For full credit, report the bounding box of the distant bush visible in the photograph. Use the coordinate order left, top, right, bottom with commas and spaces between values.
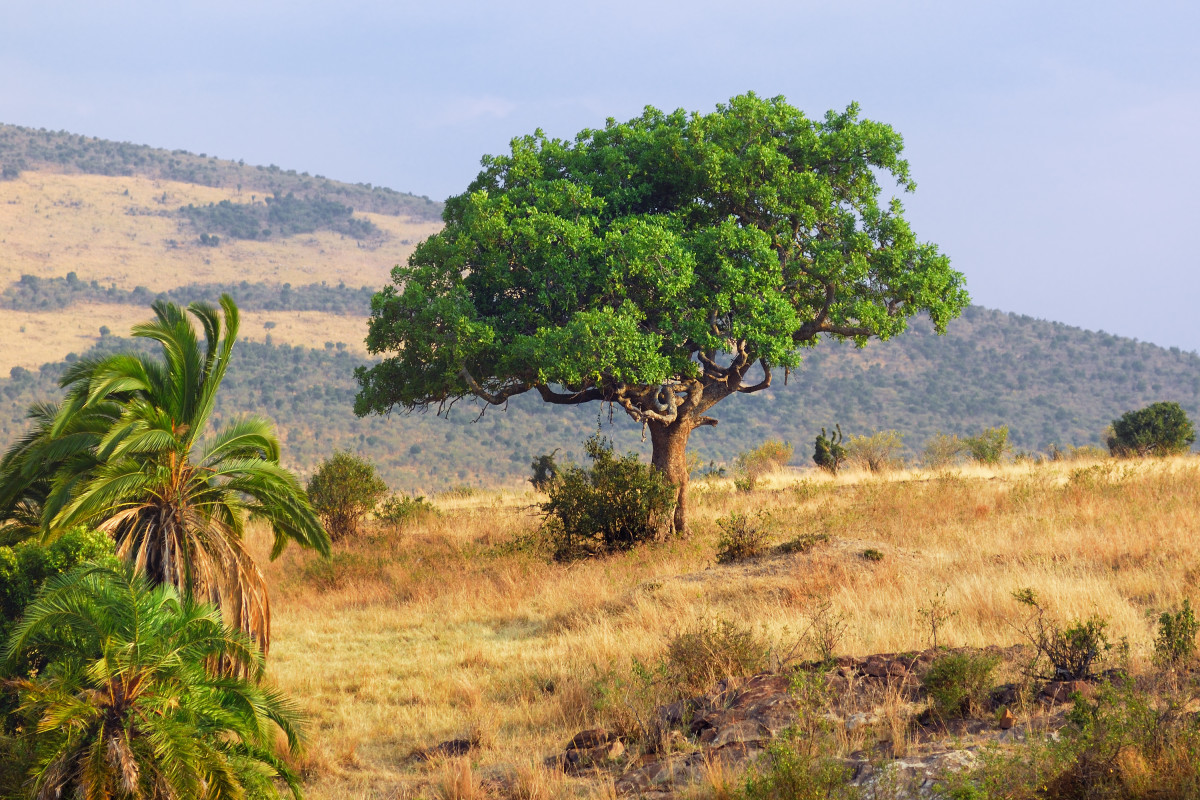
1048, 443, 1109, 462
846, 430, 904, 473
528, 449, 560, 491
812, 425, 847, 475
306, 451, 389, 541
923, 651, 1000, 719
923, 432, 967, 469
1155, 599, 1200, 669
180, 191, 379, 241
377, 494, 438, 529
716, 512, 771, 563
540, 435, 676, 560
736, 440, 793, 478
964, 426, 1010, 464
665, 618, 770, 696
1107, 401, 1196, 457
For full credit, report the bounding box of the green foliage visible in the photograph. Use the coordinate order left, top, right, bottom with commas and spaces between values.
376, 494, 438, 529
0, 296, 330, 650
923, 432, 967, 469
5, 564, 305, 799
736, 731, 857, 800
1154, 599, 1200, 669
922, 652, 1001, 719
861, 548, 884, 561
540, 436, 676, 560
846, 429, 904, 473
715, 512, 771, 563
664, 618, 771, 696
180, 191, 379, 241
528, 449, 560, 491
812, 425, 847, 475
1012, 588, 1111, 681
964, 425, 1010, 464
306, 451, 389, 540
0, 528, 115, 640
1107, 400, 1196, 457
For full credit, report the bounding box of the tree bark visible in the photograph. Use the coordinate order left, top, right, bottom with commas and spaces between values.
649, 417, 694, 536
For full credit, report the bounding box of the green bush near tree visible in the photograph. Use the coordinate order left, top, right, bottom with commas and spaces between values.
964, 426, 1010, 464
540, 436, 676, 560
306, 451, 389, 540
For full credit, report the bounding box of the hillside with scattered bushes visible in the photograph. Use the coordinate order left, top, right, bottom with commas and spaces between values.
2, 303, 1197, 490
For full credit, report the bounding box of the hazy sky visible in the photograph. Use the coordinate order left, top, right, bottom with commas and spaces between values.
3, 1, 1198, 350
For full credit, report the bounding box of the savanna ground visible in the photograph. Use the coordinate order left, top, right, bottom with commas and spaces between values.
252, 455, 1200, 799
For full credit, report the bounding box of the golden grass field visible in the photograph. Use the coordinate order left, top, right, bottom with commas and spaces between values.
251, 455, 1200, 799
0, 169, 440, 370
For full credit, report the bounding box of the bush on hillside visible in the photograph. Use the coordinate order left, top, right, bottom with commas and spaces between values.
736, 440, 794, 479
716, 512, 772, 563
812, 425, 847, 475
665, 618, 771, 696
306, 451, 389, 540
964, 426, 1010, 464
540, 435, 675, 561
1155, 600, 1200, 669
1012, 588, 1112, 681
1107, 401, 1196, 457
846, 430, 904, 473
377, 494, 438, 529
923, 432, 967, 469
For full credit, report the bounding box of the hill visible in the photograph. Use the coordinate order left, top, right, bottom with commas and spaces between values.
3, 300, 1197, 492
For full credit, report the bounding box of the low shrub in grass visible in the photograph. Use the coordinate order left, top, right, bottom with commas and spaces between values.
306, 451, 389, 540
377, 494, 439, 529
1012, 588, 1112, 681
1155, 599, 1200, 669
716, 512, 771, 563
540, 435, 675, 561
964, 426, 1010, 465
922, 651, 1001, 719
846, 430, 904, 473
665, 618, 771, 696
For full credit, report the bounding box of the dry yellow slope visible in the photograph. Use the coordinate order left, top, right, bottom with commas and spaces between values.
0, 170, 441, 371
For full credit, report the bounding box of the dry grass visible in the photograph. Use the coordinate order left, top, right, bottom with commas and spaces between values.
0, 169, 442, 369
246, 454, 1200, 798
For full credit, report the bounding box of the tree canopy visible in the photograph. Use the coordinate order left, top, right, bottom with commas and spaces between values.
355, 92, 968, 529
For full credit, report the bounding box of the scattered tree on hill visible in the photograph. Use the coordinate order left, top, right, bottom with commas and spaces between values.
5, 565, 305, 799
1107, 401, 1196, 457
306, 451, 389, 540
964, 426, 1010, 464
813, 425, 847, 474
355, 92, 968, 533
0, 296, 330, 651
846, 430, 905, 473
529, 449, 560, 491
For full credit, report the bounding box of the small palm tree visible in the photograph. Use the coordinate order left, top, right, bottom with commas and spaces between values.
0, 296, 330, 650
6, 564, 305, 799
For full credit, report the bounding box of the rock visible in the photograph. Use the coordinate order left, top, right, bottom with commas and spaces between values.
863, 657, 890, 677
563, 739, 625, 774
1040, 680, 1095, 704
413, 738, 473, 761
887, 659, 909, 676
566, 728, 615, 751
710, 720, 772, 748
998, 708, 1015, 730
845, 712, 878, 732
988, 683, 1021, 711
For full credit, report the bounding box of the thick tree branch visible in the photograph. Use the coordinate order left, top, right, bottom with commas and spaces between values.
737, 360, 772, 394
458, 368, 528, 406
535, 385, 604, 405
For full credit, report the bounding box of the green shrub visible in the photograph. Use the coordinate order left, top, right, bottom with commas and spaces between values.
377, 494, 438, 529
0, 527, 115, 639
1155, 599, 1200, 669
923, 651, 1001, 719
964, 426, 1010, 464
846, 430, 904, 473
665, 618, 770, 695
716, 512, 771, 563
733, 472, 758, 492
923, 432, 966, 469
737, 732, 856, 800
1107, 401, 1197, 457
1012, 588, 1111, 681
812, 425, 847, 475
305, 451, 389, 540
528, 449, 560, 491
540, 435, 676, 560
861, 548, 884, 561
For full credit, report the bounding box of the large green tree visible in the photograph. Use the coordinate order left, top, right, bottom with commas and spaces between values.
356, 93, 969, 531
0, 296, 330, 650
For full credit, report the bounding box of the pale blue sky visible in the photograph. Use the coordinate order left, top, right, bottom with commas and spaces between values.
3, 1, 1198, 350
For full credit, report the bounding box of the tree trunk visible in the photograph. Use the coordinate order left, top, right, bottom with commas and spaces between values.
649, 418, 694, 536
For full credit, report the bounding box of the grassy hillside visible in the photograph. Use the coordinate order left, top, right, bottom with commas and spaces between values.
3, 303, 1197, 492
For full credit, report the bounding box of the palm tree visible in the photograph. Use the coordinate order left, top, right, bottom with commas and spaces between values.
6, 564, 305, 799
0, 295, 330, 650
